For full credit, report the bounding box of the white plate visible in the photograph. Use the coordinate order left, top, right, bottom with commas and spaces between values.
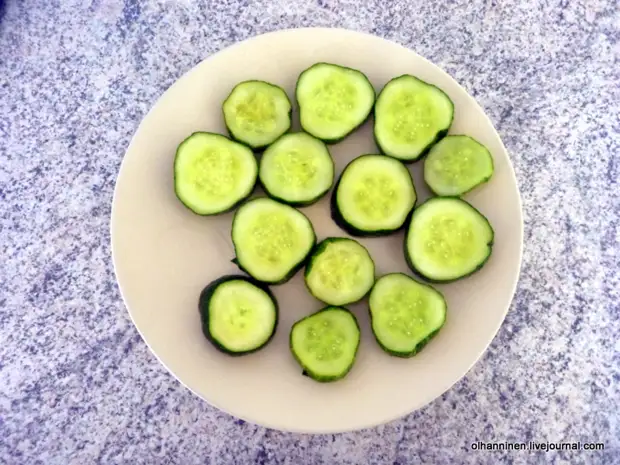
111, 28, 523, 433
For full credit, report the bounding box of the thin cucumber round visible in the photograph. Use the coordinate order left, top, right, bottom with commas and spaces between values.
369, 273, 446, 357
290, 306, 360, 382
174, 132, 257, 215
374, 75, 454, 162
198, 275, 278, 355
259, 132, 334, 206
424, 135, 494, 196
304, 237, 375, 306
296, 63, 375, 143
331, 154, 417, 236
231, 197, 316, 284
223, 80, 292, 149
405, 197, 494, 282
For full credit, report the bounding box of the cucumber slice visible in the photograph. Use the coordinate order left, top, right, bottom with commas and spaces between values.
290, 306, 360, 382
174, 132, 257, 215
424, 135, 494, 196
374, 75, 454, 162
331, 154, 417, 236
305, 238, 375, 306
199, 275, 278, 355
369, 273, 446, 357
232, 197, 316, 284
259, 132, 334, 206
296, 63, 375, 143
223, 80, 292, 149
405, 197, 494, 282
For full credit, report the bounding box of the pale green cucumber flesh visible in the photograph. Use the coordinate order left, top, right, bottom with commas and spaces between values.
232, 198, 316, 284
223, 80, 291, 148
174, 132, 257, 215
259, 132, 334, 205
290, 307, 360, 382
369, 273, 446, 357
305, 238, 375, 306
199, 276, 278, 355
296, 63, 375, 142
406, 197, 494, 281
375, 75, 454, 161
424, 135, 494, 196
334, 154, 416, 234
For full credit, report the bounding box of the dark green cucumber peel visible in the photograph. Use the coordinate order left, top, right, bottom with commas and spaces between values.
295, 63, 376, 144
222, 80, 292, 150
373, 75, 454, 163
289, 306, 361, 382
174, 132, 258, 216
198, 275, 278, 356
329, 156, 417, 237
230, 250, 314, 286
304, 237, 375, 306
403, 197, 494, 283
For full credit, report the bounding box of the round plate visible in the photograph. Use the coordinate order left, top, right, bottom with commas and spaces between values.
111, 28, 523, 433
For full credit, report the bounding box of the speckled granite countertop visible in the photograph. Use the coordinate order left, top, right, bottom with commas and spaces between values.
1, 0, 618, 464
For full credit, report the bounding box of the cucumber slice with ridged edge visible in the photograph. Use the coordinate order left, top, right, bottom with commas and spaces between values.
374, 75, 454, 162
304, 237, 375, 306
369, 273, 446, 357
296, 63, 375, 143
290, 306, 360, 382
259, 132, 334, 206
231, 197, 316, 284
331, 154, 417, 236
405, 197, 494, 282
223, 80, 292, 149
199, 275, 278, 355
424, 135, 494, 196
174, 132, 257, 215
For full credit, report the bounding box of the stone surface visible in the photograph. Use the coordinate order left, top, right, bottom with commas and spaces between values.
1, 0, 618, 464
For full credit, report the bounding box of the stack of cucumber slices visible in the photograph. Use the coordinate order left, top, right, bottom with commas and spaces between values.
176, 62, 495, 383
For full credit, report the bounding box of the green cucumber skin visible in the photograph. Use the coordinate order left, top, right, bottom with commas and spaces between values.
373, 75, 455, 163
222, 80, 292, 150
303, 237, 376, 305
403, 197, 495, 283
198, 275, 279, 356
424, 172, 493, 197
330, 157, 417, 237
375, 328, 442, 358
295, 63, 376, 144
289, 306, 361, 382
174, 132, 258, 216
423, 135, 495, 197
369, 273, 447, 357
258, 133, 335, 207
230, 199, 317, 285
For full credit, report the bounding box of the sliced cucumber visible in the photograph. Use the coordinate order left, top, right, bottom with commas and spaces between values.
369, 273, 446, 357
424, 135, 494, 196
259, 132, 334, 206
332, 154, 416, 236
305, 238, 375, 306
290, 306, 360, 382
232, 197, 316, 284
174, 132, 257, 215
223, 80, 292, 149
405, 197, 494, 282
374, 75, 454, 162
199, 275, 278, 355
296, 63, 375, 143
